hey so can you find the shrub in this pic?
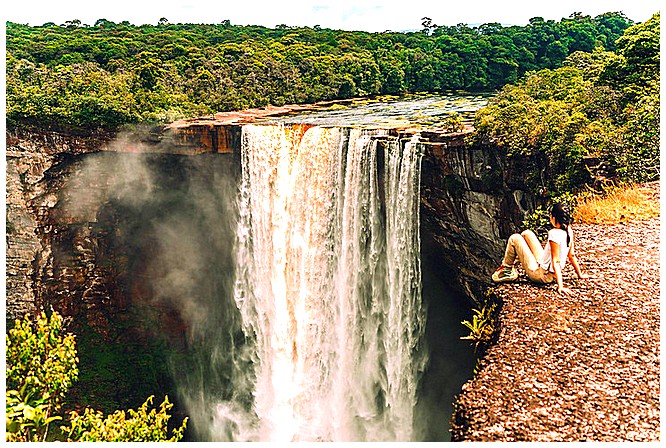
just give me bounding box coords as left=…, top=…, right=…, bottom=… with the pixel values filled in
left=522, top=192, right=578, bottom=238
left=461, top=297, right=497, bottom=352
left=62, top=395, right=187, bottom=442
left=442, top=112, right=465, bottom=133
left=5, top=311, right=187, bottom=442
left=6, top=312, right=78, bottom=442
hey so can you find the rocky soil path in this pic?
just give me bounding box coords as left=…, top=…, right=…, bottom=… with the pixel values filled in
left=451, top=184, right=660, bottom=441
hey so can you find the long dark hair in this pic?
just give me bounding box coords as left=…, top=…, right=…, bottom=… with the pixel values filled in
left=550, top=203, right=572, bottom=246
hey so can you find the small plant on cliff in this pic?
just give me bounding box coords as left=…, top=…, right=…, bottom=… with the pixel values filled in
left=6, top=311, right=187, bottom=442
left=460, top=302, right=497, bottom=351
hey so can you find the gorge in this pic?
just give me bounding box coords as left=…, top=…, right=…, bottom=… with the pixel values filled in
left=6, top=95, right=539, bottom=441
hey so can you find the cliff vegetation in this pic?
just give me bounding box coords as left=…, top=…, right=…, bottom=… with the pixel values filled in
left=473, top=13, right=660, bottom=200
left=6, top=312, right=187, bottom=442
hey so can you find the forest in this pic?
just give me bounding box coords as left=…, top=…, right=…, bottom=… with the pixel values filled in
left=474, top=13, right=659, bottom=199
left=7, top=11, right=633, bottom=131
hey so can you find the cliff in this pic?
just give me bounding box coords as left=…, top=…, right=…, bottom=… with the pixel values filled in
left=4, top=112, right=540, bottom=436
left=450, top=185, right=660, bottom=441
left=6, top=111, right=656, bottom=441
left=6, top=112, right=538, bottom=324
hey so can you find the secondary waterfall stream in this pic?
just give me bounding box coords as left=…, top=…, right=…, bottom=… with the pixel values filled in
left=203, top=124, right=428, bottom=441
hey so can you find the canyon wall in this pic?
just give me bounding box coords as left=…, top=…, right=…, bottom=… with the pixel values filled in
left=418, top=131, right=541, bottom=300
left=6, top=123, right=538, bottom=325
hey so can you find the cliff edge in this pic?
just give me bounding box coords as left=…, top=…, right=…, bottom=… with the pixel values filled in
left=451, top=182, right=660, bottom=441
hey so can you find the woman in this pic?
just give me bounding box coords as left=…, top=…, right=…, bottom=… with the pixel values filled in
left=492, top=203, right=589, bottom=294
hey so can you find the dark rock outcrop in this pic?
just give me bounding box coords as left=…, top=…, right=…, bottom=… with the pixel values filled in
left=418, top=132, right=542, bottom=300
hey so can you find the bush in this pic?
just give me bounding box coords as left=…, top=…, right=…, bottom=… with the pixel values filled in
left=6, top=312, right=78, bottom=442
left=5, top=311, right=187, bottom=442
left=442, top=112, right=465, bottom=133
left=521, top=192, right=578, bottom=238
left=63, top=395, right=187, bottom=442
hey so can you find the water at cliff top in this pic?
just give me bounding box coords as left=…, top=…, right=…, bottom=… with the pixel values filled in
left=265, top=93, right=490, bottom=129
left=196, top=124, right=428, bottom=441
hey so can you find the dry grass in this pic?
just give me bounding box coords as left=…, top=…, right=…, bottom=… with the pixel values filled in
left=574, top=183, right=660, bottom=224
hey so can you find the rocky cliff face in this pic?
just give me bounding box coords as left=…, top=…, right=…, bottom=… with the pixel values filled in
left=6, top=128, right=109, bottom=322
left=5, top=120, right=538, bottom=324
left=418, top=131, right=541, bottom=300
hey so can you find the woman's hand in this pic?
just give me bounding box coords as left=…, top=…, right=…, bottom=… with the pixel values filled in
left=557, top=286, right=573, bottom=295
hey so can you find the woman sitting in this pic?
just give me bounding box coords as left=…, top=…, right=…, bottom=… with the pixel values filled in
left=492, top=203, right=590, bottom=294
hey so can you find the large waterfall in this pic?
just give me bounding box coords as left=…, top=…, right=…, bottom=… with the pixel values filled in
left=184, top=124, right=427, bottom=442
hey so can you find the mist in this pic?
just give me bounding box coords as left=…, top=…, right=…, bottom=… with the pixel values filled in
left=62, top=131, right=248, bottom=439
left=59, top=126, right=476, bottom=441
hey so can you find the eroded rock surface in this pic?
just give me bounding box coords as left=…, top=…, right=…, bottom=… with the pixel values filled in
left=451, top=183, right=660, bottom=441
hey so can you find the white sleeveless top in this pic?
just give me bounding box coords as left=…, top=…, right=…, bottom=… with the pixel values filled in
left=538, top=227, right=572, bottom=273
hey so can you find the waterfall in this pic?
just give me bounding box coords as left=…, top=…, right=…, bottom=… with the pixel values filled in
left=217, top=124, right=426, bottom=441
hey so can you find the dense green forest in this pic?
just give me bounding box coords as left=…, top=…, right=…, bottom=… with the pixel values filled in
left=475, top=13, right=660, bottom=198
left=7, top=12, right=632, bottom=131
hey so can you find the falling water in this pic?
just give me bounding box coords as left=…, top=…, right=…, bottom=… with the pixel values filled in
left=222, top=124, right=427, bottom=442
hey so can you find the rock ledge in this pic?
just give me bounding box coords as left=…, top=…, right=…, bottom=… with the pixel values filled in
left=451, top=183, right=660, bottom=441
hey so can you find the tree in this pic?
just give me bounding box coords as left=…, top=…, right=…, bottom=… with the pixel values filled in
left=473, top=14, right=660, bottom=199
left=613, top=12, right=660, bottom=89
left=421, top=17, right=434, bottom=35
left=63, top=19, right=82, bottom=29
left=94, top=18, right=116, bottom=28
left=474, top=66, right=597, bottom=194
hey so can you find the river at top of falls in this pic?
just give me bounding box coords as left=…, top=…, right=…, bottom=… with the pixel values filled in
left=260, top=92, right=490, bottom=129
left=213, top=123, right=428, bottom=442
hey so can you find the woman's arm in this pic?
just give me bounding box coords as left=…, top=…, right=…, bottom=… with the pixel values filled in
left=550, top=240, right=572, bottom=294
left=567, top=231, right=590, bottom=279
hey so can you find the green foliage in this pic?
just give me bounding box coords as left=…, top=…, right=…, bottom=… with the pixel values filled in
left=5, top=312, right=187, bottom=442
left=68, top=318, right=175, bottom=415
left=461, top=302, right=497, bottom=351
left=521, top=192, right=578, bottom=238
left=521, top=205, right=550, bottom=238
left=6, top=390, right=64, bottom=442
left=442, top=112, right=465, bottom=133
left=474, top=13, right=660, bottom=199
left=6, top=312, right=78, bottom=441
left=604, top=13, right=660, bottom=183
left=6, top=12, right=632, bottom=131
left=62, top=395, right=188, bottom=442
left=614, top=89, right=660, bottom=182
left=606, top=13, right=660, bottom=93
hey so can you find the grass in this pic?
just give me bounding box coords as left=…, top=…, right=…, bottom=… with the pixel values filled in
left=574, top=182, right=660, bottom=224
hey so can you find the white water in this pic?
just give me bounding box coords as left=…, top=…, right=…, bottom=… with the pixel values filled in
left=225, top=124, right=427, bottom=441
